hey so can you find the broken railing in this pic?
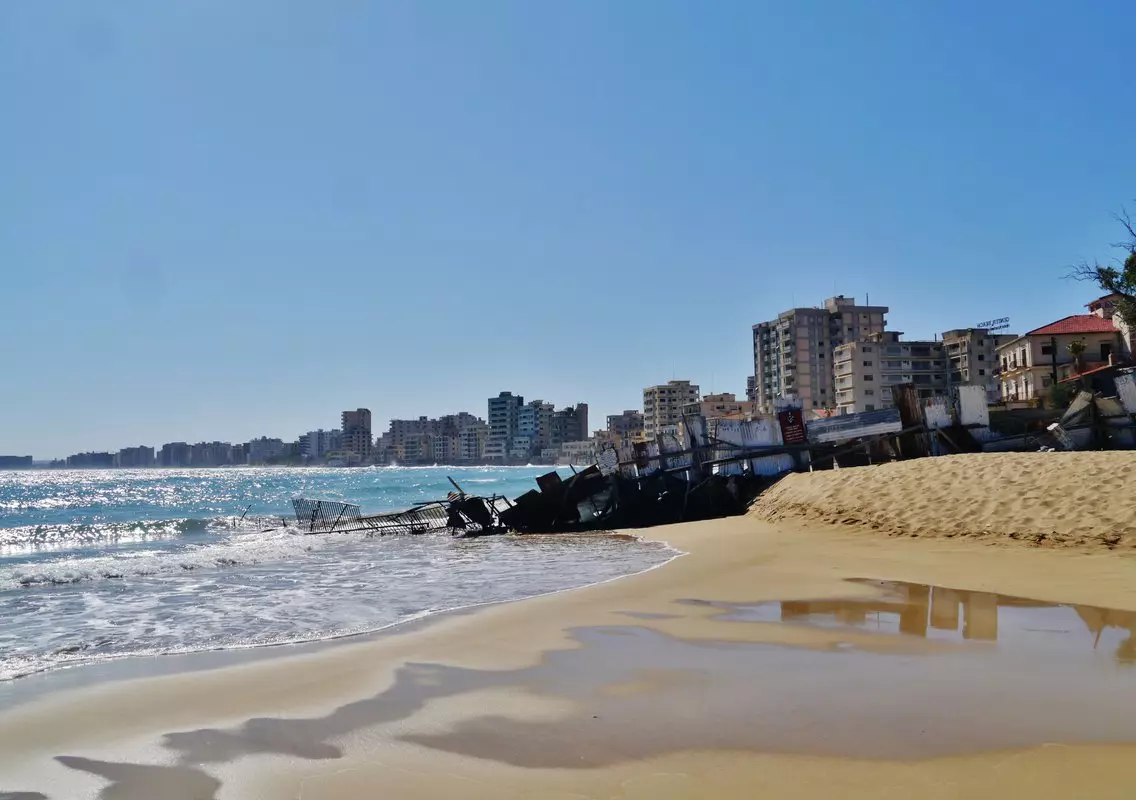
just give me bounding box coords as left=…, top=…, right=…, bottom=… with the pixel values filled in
left=291, top=497, right=452, bottom=535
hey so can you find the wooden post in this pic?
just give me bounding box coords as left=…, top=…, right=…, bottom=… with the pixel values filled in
left=891, top=383, right=929, bottom=459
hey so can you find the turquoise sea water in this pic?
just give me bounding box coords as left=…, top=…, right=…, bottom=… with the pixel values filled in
left=0, top=467, right=672, bottom=682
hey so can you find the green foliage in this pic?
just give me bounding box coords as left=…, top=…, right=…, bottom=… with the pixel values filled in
left=1070, top=207, right=1136, bottom=332
left=1046, top=381, right=1076, bottom=410
left=1067, top=339, right=1087, bottom=357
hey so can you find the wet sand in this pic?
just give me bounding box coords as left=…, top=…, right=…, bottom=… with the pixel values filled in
left=3, top=516, right=1136, bottom=798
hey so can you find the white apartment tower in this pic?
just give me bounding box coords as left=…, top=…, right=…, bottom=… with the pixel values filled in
left=752, top=295, right=888, bottom=414
left=642, top=380, right=700, bottom=438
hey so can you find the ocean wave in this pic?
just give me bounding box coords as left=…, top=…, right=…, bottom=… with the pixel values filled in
left=0, top=528, right=329, bottom=590
left=0, top=516, right=276, bottom=555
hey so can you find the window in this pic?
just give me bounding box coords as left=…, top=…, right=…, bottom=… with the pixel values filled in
left=863, top=346, right=873, bottom=352
left=865, top=389, right=875, bottom=396
left=818, top=352, right=825, bottom=359
left=865, top=404, right=875, bottom=411
left=863, top=360, right=873, bottom=367
left=979, top=339, right=985, bottom=346
left=1041, top=344, right=1054, bottom=356
left=1102, top=343, right=1114, bottom=361
left=979, top=369, right=986, bottom=376
left=977, top=354, right=985, bottom=361
left=864, top=374, right=874, bottom=381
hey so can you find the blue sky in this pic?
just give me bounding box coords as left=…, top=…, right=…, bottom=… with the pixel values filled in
left=3, top=1, right=1134, bottom=458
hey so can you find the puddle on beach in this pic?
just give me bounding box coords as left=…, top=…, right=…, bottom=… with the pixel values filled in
left=678, top=578, right=1136, bottom=662
left=30, top=580, right=1136, bottom=798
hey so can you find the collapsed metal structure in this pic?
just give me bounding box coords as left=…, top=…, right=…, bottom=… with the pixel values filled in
left=291, top=497, right=457, bottom=535
left=289, top=381, right=1070, bottom=537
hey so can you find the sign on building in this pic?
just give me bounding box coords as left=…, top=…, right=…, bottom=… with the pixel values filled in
left=976, top=316, right=1011, bottom=331
left=777, top=409, right=807, bottom=445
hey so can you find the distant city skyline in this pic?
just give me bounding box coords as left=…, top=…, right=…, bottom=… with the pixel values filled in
left=3, top=3, right=1133, bottom=457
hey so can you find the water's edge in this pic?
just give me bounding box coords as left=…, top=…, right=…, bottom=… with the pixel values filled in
left=0, top=532, right=686, bottom=712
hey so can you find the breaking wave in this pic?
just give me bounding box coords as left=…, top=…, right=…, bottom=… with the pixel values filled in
left=1, top=526, right=331, bottom=590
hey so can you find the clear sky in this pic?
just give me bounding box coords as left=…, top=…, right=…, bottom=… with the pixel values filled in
left=3, top=1, right=1134, bottom=459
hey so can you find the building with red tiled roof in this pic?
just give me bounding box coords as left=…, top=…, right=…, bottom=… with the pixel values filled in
left=996, top=307, right=1129, bottom=405
left=1026, top=315, right=1119, bottom=337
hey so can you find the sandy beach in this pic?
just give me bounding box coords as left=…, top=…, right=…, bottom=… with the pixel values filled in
left=751, top=452, right=1136, bottom=550
left=4, top=454, right=1136, bottom=798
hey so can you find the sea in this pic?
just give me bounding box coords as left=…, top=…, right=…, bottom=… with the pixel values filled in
left=0, top=467, right=674, bottom=684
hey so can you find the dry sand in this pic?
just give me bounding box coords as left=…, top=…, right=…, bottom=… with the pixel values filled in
left=3, top=465, right=1136, bottom=797
left=750, top=451, right=1136, bottom=550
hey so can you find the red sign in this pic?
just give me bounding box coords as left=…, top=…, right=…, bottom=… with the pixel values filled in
left=778, top=409, right=807, bottom=445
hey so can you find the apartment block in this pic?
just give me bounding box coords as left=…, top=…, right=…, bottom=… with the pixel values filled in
left=399, top=433, right=432, bottom=463
left=682, top=392, right=754, bottom=421
left=559, top=440, right=596, bottom=466
left=753, top=295, right=888, bottom=414
left=485, top=392, right=524, bottom=461
left=299, top=429, right=340, bottom=461
left=389, top=416, right=435, bottom=450
left=459, top=422, right=488, bottom=461
left=114, top=446, right=154, bottom=468
left=551, top=404, right=589, bottom=448
left=0, top=455, right=33, bottom=469
left=833, top=332, right=947, bottom=414
left=159, top=442, right=191, bottom=467
left=642, top=380, right=700, bottom=438
left=65, top=452, right=115, bottom=468
left=516, top=401, right=555, bottom=454
left=942, top=328, right=1017, bottom=401
left=190, top=441, right=234, bottom=467
left=247, top=436, right=287, bottom=464
left=341, top=408, right=373, bottom=462
left=606, top=410, right=645, bottom=441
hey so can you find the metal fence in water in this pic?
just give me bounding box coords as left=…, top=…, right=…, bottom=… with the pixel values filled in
left=290, top=497, right=452, bottom=535
left=291, top=498, right=364, bottom=532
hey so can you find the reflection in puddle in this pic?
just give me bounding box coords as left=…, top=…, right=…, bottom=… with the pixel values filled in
left=680, top=579, right=1136, bottom=663
left=615, top=610, right=682, bottom=620
left=42, top=580, right=1136, bottom=796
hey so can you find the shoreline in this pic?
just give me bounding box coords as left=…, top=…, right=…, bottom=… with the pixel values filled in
left=4, top=515, right=1136, bottom=797
left=0, top=531, right=682, bottom=707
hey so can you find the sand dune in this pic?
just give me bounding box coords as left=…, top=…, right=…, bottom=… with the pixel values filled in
left=748, top=452, right=1136, bottom=551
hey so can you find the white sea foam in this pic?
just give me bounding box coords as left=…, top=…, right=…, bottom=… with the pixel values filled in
left=0, top=530, right=672, bottom=682
left=1, top=527, right=327, bottom=590
left=0, top=467, right=665, bottom=684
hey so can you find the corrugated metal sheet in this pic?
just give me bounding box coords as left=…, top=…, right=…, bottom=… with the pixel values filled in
left=806, top=408, right=903, bottom=444
left=714, top=419, right=794, bottom=476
